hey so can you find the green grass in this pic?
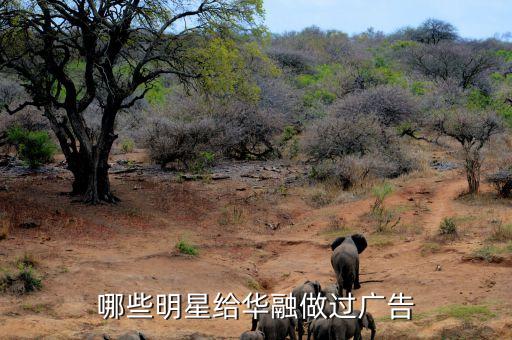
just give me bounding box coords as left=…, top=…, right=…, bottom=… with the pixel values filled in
left=409, top=304, right=497, bottom=323
left=176, top=240, right=199, bottom=256
left=435, top=304, right=496, bottom=321
left=489, top=223, right=512, bottom=242
left=470, top=243, right=512, bottom=262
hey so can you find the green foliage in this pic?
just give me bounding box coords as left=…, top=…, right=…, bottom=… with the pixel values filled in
left=303, top=89, right=336, bottom=106
left=390, top=40, right=418, bottom=51
left=0, top=264, right=42, bottom=295
left=466, top=88, right=512, bottom=127
left=372, top=182, right=393, bottom=203
left=6, top=126, right=57, bottom=168
left=467, top=89, right=492, bottom=109
left=281, top=125, right=298, bottom=143
left=120, top=138, right=135, bottom=154
left=496, top=49, right=512, bottom=62
left=176, top=239, right=199, bottom=256
left=191, top=151, right=216, bottom=174
left=411, top=81, right=428, bottom=95
left=439, top=217, right=457, bottom=235
left=192, top=38, right=276, bottom=102
left=145, top=78, right=172, bottom=107
left=296, top=64, right=341, bottom=88
left=373, top=65, right=407, bottom=87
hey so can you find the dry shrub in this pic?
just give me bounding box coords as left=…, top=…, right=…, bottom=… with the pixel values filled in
left=305, top=115, right=419, bottom=188
left=144, top=118, right=216, bottom=169
left=215, top=106, right=282, bottom=160
left=331, top=85, right=419, bottom=126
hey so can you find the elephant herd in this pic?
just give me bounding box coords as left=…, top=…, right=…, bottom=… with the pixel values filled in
left=240, top=234, right=376, bottom=340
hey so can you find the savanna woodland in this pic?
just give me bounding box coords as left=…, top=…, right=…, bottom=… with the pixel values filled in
left=0, top=1, right=512, bottom=339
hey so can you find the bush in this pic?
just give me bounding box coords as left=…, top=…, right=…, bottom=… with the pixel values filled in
left=305, top=115, right=418, bottom=186
left=145, top=118, right=216, bottom=169
left=304, top=115, right=382, bottom=161
left=331, top=85, right=419, bottom=126
left=487, top=169, right=512, bottom=197
left=6, top=126, right=56, bottom=168
left=0, top=264, right=42, bottom=295
left=309, top=157, right=372, bottom=189
left=176, top=239, right=199, bottom=256
left=215, top=106, right=282, bottom=160
left=120, top=138, right=135, bottom=153
left=439, top=218, right=457, bottom=235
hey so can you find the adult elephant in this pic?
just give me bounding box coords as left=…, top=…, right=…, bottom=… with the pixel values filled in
left=330, top=234, right=367, bottom=297
left=292, top=280, right=322, bottom=340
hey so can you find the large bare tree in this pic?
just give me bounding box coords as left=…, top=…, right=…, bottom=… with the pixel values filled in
left=0, top=0, right=263, bottom=203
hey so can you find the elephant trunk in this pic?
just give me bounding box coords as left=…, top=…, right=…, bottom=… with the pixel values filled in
left=251, top=318, right=258, bottom=331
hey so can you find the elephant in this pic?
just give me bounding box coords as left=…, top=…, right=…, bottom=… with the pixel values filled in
left=307, top=311, right=376, bottom=340
left=251, top=310, right=297, bottom=340
left=292, top=280, right=322, bottom=340
left=330, top=234, right=367, bottom=297
left=240, top=330, right=265, bottom=340
left=307, top=318, right=330, bottom=340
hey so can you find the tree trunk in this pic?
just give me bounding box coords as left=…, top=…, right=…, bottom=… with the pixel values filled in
left=465, top=155, right=481, bottom=194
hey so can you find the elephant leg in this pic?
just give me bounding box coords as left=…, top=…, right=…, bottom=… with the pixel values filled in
left=354, top=261, right=361, bottom=290
left=336, top=272, right=344, bottom=297
left=289, top=321, right=297, bottom=340
left=297, top=318, right=304, bottom=340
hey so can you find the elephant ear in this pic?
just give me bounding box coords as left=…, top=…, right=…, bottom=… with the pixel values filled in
left=365, top=312, right=376, bottom=330
left=361, top=313, right=370, bottom=328
left=351, top=234, right=367, bottom=253
left=330, top=237, right=346, bottom=250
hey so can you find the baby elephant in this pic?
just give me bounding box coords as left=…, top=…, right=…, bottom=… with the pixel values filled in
left=240, top=330, right=265, bottom=340
left=308, top=311, right=376, bottom=340
left=251, top=311, right=296, bottom=340
left=330, top=234, right=367, bottom=297
left=292, top=280, right=322, bottom=340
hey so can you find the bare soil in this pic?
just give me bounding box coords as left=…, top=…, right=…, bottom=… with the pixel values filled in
left=0, top=151, right=511, bottom=339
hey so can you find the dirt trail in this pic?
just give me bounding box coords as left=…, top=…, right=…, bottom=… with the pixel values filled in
left=0, top=163, right=511, bottom=339
left=421, top=178, right=467, bottom=233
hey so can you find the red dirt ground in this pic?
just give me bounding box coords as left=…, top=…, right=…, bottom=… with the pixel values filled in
left=0, top=152, right=511, bottom=339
